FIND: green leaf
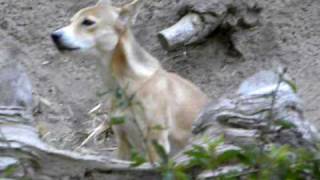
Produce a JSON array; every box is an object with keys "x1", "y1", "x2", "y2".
[
  {"x1": 115, "y1": 88, "x2": 124, "y2": 99},
  {"x1": 185, "y1": 148, "x2": 209, "y2": 160},
  {"x1": 274, "y1": 120, "x2": 296, "y2": 129},
  {"x1": 216, "y1": 148, "x2": 243, "y2": 164},
  {"x1": 313, "y1": 159, "x2": 320, "y2": 179},
  {"x1": 3, "y1": 165, "x2": 17, "y2": 177},
  {"x1": 130, "y1": 151, "x2": 147, "y2": 167},
  {"x1": 174, "y1": 170, "x2": 189, "y2": 180},
  {"x1": 152, "y1": 140, "x2": 169, "y2": 165},
  {"x1": 110, "y1": 116, "x2": 126, "y2": 125},
  {"x1": 208, "y1": 136, "x2": 225, "y2": 152},
  {"x1": 284, "y1": 79, "x2": 298, "y2": 93},
  {"x1": 184, "y1": 145, "x2": 211, "y2": 168},
  {"x1": 269, "y1": 145, "x2": 291, "y2": 163}
]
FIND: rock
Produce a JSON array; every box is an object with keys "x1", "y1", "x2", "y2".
[
  {"x1": 0, "y1": 157, "x2": 18, "y2": 171},
  {"x1": 193, "y1": 70, "x2": 319, "y2": 149},
  {"x1": 170, "y1": 70, "x2": 320, "y2": 179},
  {"x1": 0, "y1": 65, "x2": 32, "y2": 109},
  {"x1": 0, "y1": 41, "x2": 33, "y2": 114}
]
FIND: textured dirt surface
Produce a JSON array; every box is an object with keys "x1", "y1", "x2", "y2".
[{"x1": 1, "y1": 0, "x2": 320, "y2": 153}]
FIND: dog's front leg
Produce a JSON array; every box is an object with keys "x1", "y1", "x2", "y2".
[{"x1": 113, "y1": 127, "x2": 132, "y2": 160}]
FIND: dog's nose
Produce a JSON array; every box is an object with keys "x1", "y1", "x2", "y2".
[{"x1": 51, "y1": 32, "x2": 62, "y2": 44}]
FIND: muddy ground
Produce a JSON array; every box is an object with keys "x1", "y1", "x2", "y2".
[{"x1": 1, "y1": 0, "x2": 320, "y2": 154}]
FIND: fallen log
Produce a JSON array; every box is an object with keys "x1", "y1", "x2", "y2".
[
  {"x1": 158, "y1": 13, "x2": 222, "y2": 51},
  {"x1": 158, "y1": 0, "x2": 262, "y2": 51}
]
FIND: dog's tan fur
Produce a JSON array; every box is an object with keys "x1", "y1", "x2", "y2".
[{"x1": 52, "y1": 0, "x2": 208, "y2": 162}]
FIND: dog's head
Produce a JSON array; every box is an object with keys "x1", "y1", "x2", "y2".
[{"x1": 51, "y1": 0, "x2": 139, "y2": 52}]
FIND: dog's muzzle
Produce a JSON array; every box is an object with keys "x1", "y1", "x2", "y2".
[{"x1": 51, "y1": 32, "x2": 79, "y2": 52}]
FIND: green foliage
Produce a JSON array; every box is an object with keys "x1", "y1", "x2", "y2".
[
  {"x1": 284, "y1": 79, "x2": 298, "y2": 93},
  {"x1": 1, "y1": 165, "x2": 17, "y2": 178},
  {"x1": 240, "y1": 144, "x2": 320, "y2": 179},
  {"x1": 150, "y1": 136, "x2": 320, "y2": 180},
  {"x1": 185, "y1": 136, "x2": 244, "y2": 170},
  {"x1": 185, "y1": 144, "x2": 211, "y2": 169},
  {"x1": 183, "y1": 141, "x2": 320, "y2": 179},
  {"x1": 110, "y1": 116, "x2": 126, "y2": 125},
  {"x1": 159, "y1": 161, "x2": 189, "y2": 180},
  {"x1": 152, "y1": 141, "x2": 189, "y2": 180},
  {"x1": 274, "y1": 119, "x2": 297, "y2": 129},
  {"x1": 114, "y1": 87, "x2": 135, "y2": 109},
  {"x1": 130, "y1": 150, "x2": 147, "y2": 167},
  {"x1": 153, "y1": 140, "x2": 169, "y2": 165}
]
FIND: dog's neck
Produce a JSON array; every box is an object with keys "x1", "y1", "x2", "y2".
[{"x1": 97, "y1": 29, "x2": 161, "y2": 95}]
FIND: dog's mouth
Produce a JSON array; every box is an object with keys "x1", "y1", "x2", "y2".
[
  {"x1": 52, "y1": 40, "x2": 80, "y2": 52},
  {"x1": 54, "y1": 43, "x2": 80, "y2": 52},
  {"x1": 51, "y1": 33, "x2": 80, "y2": 52}
]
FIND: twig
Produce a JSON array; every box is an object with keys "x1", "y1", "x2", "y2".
[
  {"x1": 88, "y1": 104, "x2": 102, "y2": 115},
  {"x1": 77, "y1": 120, "x2": 110, "y2": 149},
  {"x1": 259, "y1": 68, "x2": 288, "y2": 159},
  {"x1": 269, "y1": 68, "x2": 287, "y2": 123}
]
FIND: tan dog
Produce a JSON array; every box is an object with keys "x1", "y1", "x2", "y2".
[{"x1": 51, "y1": 0, "x2": 208, "y2": 162}]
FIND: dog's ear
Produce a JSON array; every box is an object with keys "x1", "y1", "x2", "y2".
[
  {"x1": 116, "y1": 0, "x2": 140, "y2": 32},
  {"x1": 97, "y1": 0, "x2": 111, "y2": 6}
]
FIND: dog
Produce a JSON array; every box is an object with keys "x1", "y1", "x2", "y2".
[{"x1": 51, "y1": 0, "x2": 208, "y2": 162}]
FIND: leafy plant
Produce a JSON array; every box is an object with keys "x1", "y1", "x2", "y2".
[
  {"x1": 274, "y1": 119, "x2": 297, "y2": 129},
  {"x1": 1, "y1": 165, "x2": 17, "y2": 178},
  {"x1": 156, "y1": 135, "x2": 320, "y2": 180},
  {"x1": 110, "y1": 116, "x2": 126, "y2": 125},
  {"x1": 131, "y1": 150, "x2": 147, "y2": 167},
  {"x1": 152, "y1": 140, "x2": 189, "y2": 180}
]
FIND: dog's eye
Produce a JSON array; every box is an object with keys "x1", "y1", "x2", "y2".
[{"x1": 82, "y1": 19, "x2": 96, "y2": 26}]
